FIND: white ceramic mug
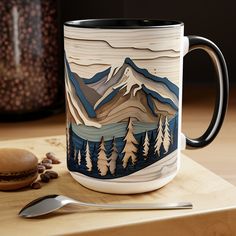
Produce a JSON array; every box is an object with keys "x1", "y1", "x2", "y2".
[{"x1": 64, "y1": 19, "x2": 229, "y2": 194}]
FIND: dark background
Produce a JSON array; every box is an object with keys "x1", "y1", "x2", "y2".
[{"x1": 61, "y1": 0, "x2": 235, "y2": 88}]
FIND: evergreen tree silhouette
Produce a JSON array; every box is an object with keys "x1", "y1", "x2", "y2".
[
  {"x1": 97, "y1": 136, "x2": 109, "y2": 176},
  {"x1": 122, "y1": 118, "x2": 138, "y2": 168},
  {"x1": 85, "y1": 140, "x2": 92, "y2": 171},
  {"x1": 143, "y1": 131, "x2": 149, "y2": 159},
  {"x1": 155, "y1": 116, "x2": 164, "y2": 157},
  {"x1": 77, "y1": 149, "x2": 82, "y2": 166},
  {"x1": 163, "y1": 116, "x2": 171, "y2": 154}
]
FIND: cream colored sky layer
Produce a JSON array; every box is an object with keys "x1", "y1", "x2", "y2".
[{"x1": 64, "y1": 26, "x2": 183, "y2": 86}]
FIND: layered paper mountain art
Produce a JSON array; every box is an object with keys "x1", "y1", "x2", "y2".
[{"x1": 65, "y1": 56, "x2": 179, "y2": 179}]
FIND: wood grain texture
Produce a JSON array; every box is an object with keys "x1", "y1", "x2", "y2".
[
  {"x1": 64, "y1": 25, "x2": 183, "y2": 85},
  {"x1": 0, "y1": 135, "x2": 236, "y2": 235}
]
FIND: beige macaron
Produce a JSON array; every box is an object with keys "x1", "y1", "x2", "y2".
[{"x1": 0, "y1": 148, "x2": 38, "y2": 191}]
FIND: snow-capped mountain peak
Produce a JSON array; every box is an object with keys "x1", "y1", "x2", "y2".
[
  {"x1": 113, "y1": 67, "x2": 143, "y2": 96},
  {"x1": 66, "y1": 56, "x2": 179, "y2": 126}
]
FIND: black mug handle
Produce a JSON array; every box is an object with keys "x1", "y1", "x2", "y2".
[{"x1": 184, "y1": 36, "x2": 229, "y2": 149}]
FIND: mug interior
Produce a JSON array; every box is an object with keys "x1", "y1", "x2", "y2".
[{"x1": 64, "y1": 18, "x2": 183, "y2": 29}]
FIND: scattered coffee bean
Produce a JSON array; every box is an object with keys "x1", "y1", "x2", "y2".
[
  {"x1": 37, "y1": 164, "x2": 46, "y2": 173},
  {"x1": 40, "y1": 173, "x2": 50, "y2": 183},
  {"x1": 45, "y1": 170, "x2": 58, "y2": 179},
  {"x1": 52, "y1": 159, "x2": 61, "y2": 164},
  {"x1": 42, "y1": 158, "x2": 52, "y2": 164},
  {"x1": 46, "y1": 152, "x2": 55, "y2": 159},
  {"x1": 46, "y1": 152, "x2": 61, "y2": 164},
  {"x1": 31, "y1": 152, "x2": 61, "y2": 189},
  {"x1": 31, "y1": 181, "x2": 41, "y2": 189},
  {"x1": 44, "y1": 172, "x2": 52, "y2": 180},
  {"x1": 42, "y1": 163, "x2": 53, "y2": 169}
]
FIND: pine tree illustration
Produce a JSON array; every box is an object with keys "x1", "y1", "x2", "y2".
[
  {"x1": 97, "y1": 136, "x2": 109, "y2": 176},
  {"x1": 122, "y1": 118, "x2": 138, "y2": 168},
  {"x1": 143, "y1": 131, "x2": 149, "y2": 159},
  {"x1": 155, "y1": 116, "x2": 164, "y2": 156},
  {"x1": 85, "y1": 140, "x2": 92, "y2": 171},
  {"x1": 74, "y1": 148, "x2": 77, "y2": 161},
  {"x1": 109, "y1": 137, "x2": 118, "y2": 175},
  {"x1": 77, "y1": 149, "x2": 81, "y2": 166},
  {"x1": 163, "y1": 116, "x2": 171, "y2": 154}
]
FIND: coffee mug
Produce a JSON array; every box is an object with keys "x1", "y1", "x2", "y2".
[{"x1": 64, "y1": 19, "x2": 229, "y2": 194}]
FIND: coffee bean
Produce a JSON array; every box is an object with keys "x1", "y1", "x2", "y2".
[
  {"x1": 0, "y1": 0, "x2": 63, "y2": 114},
  {"x1": 45, "y1": 170, "x2": 58, "y2": 179},
  {"x1": 42, "y1": 163, "x2": 52, "y2": 169},
  {"x1": 46, "y1": 152, "x2": 61, "y2": 164},
  {"x1": 46, "y1": 152, "x2": 55, "y2": 159},
  {"x1": 37, "y1": 164, "x2": 46, "y2": 173},
  {"x1": 42, "y1": 158, "x2": 53, "y2": 164},
  {"x1": 31, "y1": 181, "x2": 41, "y2": 189},
  {"x1": 52, "y1": 159, "x2": 61, "y2": 164},
  {"x1": 40, "y1": 173, "x2": 50, "y2": 183}
]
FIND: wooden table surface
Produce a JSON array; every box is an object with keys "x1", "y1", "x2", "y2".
[
  {"x1": 1, "y1": 136, "x2": 236, "y2": 236},
  {"x1": 0, "y1": 87, "x2": 235, "y2": 185}
]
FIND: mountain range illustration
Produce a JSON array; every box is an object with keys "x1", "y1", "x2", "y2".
[
  {"x1": 65, "y1": 57, "x2": 179, "y2": 126},
  {"x1": 65, "y1": 56, "x2": 179, "y2": 179}
]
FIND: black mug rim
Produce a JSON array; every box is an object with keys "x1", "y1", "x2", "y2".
[{"x1": 64, "y1": 18, "x2": 184, "y2": 29}]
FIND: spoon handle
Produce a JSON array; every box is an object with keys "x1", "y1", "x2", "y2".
[{"x1": 75, "y1": 201, "x2": 193, "y2": 210}]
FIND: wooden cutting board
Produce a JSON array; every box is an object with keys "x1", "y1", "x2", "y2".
[{"x1": 0, "y1": 135, "x2": 236, "y2": 236}]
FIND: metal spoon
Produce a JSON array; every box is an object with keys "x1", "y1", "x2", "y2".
[{"x1": 19, "y1": 194, "x2": 193, "y2": 218}]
